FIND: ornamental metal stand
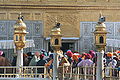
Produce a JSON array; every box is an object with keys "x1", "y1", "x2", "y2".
[
  {"x1": 13, "y1": 13, "x2": 28, "y2": 78},
  {"x1": 50, "y1": 22, "x2": 62, "y2": 80},
  {"x1": 94, "y1": 13, "x2": 108, "y2": 80}
]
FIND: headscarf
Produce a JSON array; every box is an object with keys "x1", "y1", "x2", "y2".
[
  {"x1": 85, "y1": 54, "x2": 92, "y2": 59},
  {"x1": 72, "y1": 55, "x2": 78, "y2": 62},
  {"x1": 35, "y1": 52, "x2": 40, "y2": 56},
  {"x1": 107, "y1": 52, "x2": 113, "y2": 57},
  {"x1": 0, "y1": 51, "x2": 3, "y2": 56},
  {"x1": 49, "y1": 54, "x2": 54, "y2": 59},
  {"x1": 81, "y1": 53, "x2": 87, "y2": 59},
  {"x1": 40, "y1": 54, "x2": 44, "y2": 59},
  {"x1": 66, "y1": 51, "x2": 73, "y2": 57},
  {"x1": 89, "y1": 50, "x2": 95, "y2": 58},
  {"x1": 41, "y1": 49, "x2": 48, "y2": 56}
]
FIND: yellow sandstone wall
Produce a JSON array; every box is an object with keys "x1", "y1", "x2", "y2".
[{"x1": 0, "y1": 0, "x2": 120, "y2": 37}]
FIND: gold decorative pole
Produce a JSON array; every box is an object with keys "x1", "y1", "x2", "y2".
[
  {"x1": 94, "y1": 13, "x2": 108, "y2": 80},
  {"x1": 13, "y1": 13, "x2": 28, "y2": 77},
  {"x1": 50, "y1": 22, "x2": 62, "y2": 80}
]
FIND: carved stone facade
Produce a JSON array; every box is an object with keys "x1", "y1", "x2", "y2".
[
  {"x1": 45, "y1": 13, "x2": 79, "y2": 37},
  {"x1": 0, "y1": 0, "x2": 120, "y2": 60}
]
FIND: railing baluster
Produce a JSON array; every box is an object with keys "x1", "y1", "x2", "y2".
[
  {"x1": 110, "y1": 67, "x2": 112, "y2": 80},
  {"x1": 93, "y1": 65, "x2": 95, "y2": 80},
  {"x1": 44, "y1": 66, "x2": 46, "y2": 78},
  {"x1": 78, "y1": 67, "x2": 79, "y2": 80},
  {"x1": 0, "y1": 66, "x2": 119, "y2": 79},
  {"x1": 70, "y1": 65, "x2": 72, "y2": 79},
  {"x1": 118, "y1": 66, "x2": 120, "y2": 78},
  {"x1": 63, "y1": 66, "x2": 65, "y2": 80},
  {"x1": 84, "y1": 66, "x2": 86, "y2": 80},
  {"x1": 4, "y1": 67, "x2": 6, "y2": 78},
  {"x1": 35, "y1": 67, "x2": 36, "y2": 78}
]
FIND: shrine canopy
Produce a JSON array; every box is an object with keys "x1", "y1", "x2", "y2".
[
  {"x1": 0, "y1": 40, "x2": 35, "y2": 49},
  {"x1": 107, "y1": 39, "x2": 120, "y2": 48}
]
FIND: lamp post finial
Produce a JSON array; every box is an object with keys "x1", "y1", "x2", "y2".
[{"x1": 18, "y1": 12, "x2": 24, "y2": 21}]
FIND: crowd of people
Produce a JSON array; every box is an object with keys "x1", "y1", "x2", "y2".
[{"x1": 0, "y1": 49, "x2": 120, "y2": 77}]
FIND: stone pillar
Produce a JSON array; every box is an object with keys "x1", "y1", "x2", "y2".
[
  {"x1": 96, "y1": 50, "x2": 104, "y2": 80},
  {"x1": 53, "y1": 53, "x2": 59, "y2": 80},
  {"x1": 16, "y1": 49, "x2": 23, "y2": 78},
  {"x1": 16, "y1": 49, "x2": 23, "y2": 67}
]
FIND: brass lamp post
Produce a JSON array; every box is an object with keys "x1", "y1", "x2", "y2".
[
  {"x1": 94, "y1": 13, "x2": 108, "y2": 80},
  {"x1": 94, "y1": 14, "x2": 108, "y2": 52},
  {"x1": 50, "y1": 22, "x2": 62, "y2": 52},
  {"x1": 13, "y1": 13, "x2": 28, "y2": 77},
  {"x1": 50, "y1": 22, "x2": 62, "y2": 80}
]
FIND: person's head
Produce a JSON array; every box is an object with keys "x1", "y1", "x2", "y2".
[
  {"x1": 81, "y1": 52, "x2": 87, "y2": 59},
  {"x1": 113, "y1": 57, "x2": 118, "y2": 61},
  {"x1": 35, "y1": 52, "x2": 40, "y2": 57},
  {"x1": 72, "y1": 55, "x2": 78, "y2": 62},
  {"x1": 113, "y1": 52, "x2": 118, "y2": 57},
  {"x1": 85, "y1": 54, "x2": 92, "y2": 59},
  {"x1": 40, "y1": 54, "x2": 44, "y2": 59},
  {"x1": 107, "y1": 52, "x2": 113, "y2": 58},
  {"x1": 49, "y1": 54, "x2": 53, "y2": 59},
  {"x1": 89, "y1": 50, "x2": 95, "y2": 58},
  {"x1": 0, "y1": 51, "x2": 3, "y2": 56},
  {"x1": 27, "y1": 52, "x2": 32, "y2": 56},
  {"x1": 41, "y1": 49, "x2": 45, "y2": 52},
  {"x1": 66, "y1": 50, "x2": 73, "y2": 58},
  {"x1": 81, "y1": 52, "x2": 86, "y2": 56},
  {"x1": 51, "y1": 49, "x2": 54, "y2": 53}
]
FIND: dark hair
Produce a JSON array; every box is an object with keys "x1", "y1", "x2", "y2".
[
  {"x1": 113, "y1": 57, "x2": 118, "y2": 60},
  {"x1": 51, "y1": 49, "x2": 54, "y2": 53},
  {"x1": 49, "y1": 54, "x2": 53, "y2": 59}
]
